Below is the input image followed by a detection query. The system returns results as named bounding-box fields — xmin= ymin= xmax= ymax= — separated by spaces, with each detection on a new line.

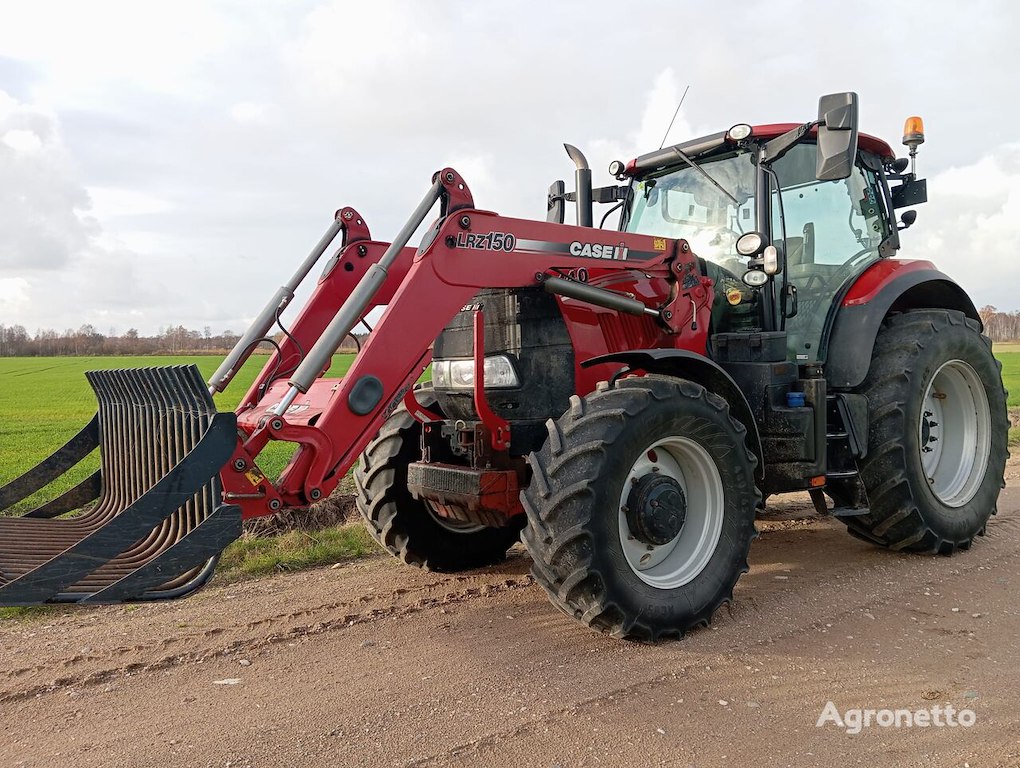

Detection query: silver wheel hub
xmin=919 ymin=359 xmax=991 ymax=507
xmin=618 ymin=437 xmax=724 ymax=589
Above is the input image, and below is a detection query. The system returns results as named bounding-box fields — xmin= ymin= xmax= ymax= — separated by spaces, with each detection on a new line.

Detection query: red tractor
xmin=0 ymin=93 xmax=1008 ymax=640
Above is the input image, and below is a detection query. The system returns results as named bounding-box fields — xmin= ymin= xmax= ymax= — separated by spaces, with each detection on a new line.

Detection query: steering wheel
xmin=790 ymin=246 xmax=879 ymax=294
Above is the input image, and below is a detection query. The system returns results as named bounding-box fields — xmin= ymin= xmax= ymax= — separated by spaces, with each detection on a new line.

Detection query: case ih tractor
xmin=0 ymin=93 xmax=1008 ymax=640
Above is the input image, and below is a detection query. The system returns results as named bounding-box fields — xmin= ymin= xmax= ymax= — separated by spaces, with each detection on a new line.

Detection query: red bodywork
xmin=222 ymin=170 xmax=711 ymax=518
xmin=841 ymin=259 xmax=936 ymax=306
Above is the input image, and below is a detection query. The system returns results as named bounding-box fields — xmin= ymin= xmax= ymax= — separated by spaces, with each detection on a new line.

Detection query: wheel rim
xmin=918 ymin=359 xmax=991 ymax=507
xmin=424 ymin=502 xmax=486 ymax=534
xmin=618 ymin=436 xmax=725 ymax=589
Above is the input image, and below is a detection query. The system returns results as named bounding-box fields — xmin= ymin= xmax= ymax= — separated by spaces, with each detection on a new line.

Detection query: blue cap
xmin=786 ymin=391 xmax=806 ymax=408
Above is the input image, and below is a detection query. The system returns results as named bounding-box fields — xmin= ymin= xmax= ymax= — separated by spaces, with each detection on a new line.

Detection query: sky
xmin=0 ymin=0 xmax=1018 ymax=336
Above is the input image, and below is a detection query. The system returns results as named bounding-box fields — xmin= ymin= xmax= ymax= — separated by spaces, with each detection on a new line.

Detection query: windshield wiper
xmin=669 ymin=147 xmax=739 ymax=206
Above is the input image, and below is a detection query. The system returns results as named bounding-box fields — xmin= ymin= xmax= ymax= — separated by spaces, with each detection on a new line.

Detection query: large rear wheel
xmin=844 ymin=310 xmax=1008 ymax=552
xmin=355 ymin=385 xmax=521 ymax=571
xmin=521 ymin=375 xmax=760 ymax=641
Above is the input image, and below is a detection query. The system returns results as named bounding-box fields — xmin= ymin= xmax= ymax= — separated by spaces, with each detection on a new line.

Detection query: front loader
xmin=1 ymin=93 xmax=1008 ymax=640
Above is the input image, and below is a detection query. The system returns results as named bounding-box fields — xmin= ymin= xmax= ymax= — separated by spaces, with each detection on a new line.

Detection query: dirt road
xmin=3 ymin=462 xmax=1020 ymax=768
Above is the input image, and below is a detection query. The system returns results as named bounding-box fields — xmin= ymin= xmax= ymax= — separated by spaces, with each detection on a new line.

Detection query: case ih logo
xmin=569 ymin=241 xmax=629 ymax=260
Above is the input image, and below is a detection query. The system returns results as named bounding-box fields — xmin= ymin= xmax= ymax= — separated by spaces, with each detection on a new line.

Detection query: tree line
xmin=979 ymin=307 xmax=1020 ymax=343
xmin=0 ymin=324 xmax=362 ymax=357
xmin=2 ymin=309 xmax=1017 ymax=358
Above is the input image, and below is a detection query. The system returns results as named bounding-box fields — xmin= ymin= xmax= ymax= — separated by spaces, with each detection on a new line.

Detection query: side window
xmin=772 ymin=146 xmax=885 ymax=269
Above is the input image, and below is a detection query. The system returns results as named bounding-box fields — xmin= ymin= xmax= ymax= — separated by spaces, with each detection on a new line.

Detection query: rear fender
xmin=825 ymin=262 xmax=980 ymax=389
xmin=582 ymin=350 xmax=764 ymax=480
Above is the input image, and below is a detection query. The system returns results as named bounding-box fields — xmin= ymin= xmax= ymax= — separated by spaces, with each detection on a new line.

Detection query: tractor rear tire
xmin=521 ymin=375 xmax=761 ymax=641
xmin=355 ymin=385 xmax=521 ymax=571
xmin=844 ymin=310 xmax=1008 ymax=553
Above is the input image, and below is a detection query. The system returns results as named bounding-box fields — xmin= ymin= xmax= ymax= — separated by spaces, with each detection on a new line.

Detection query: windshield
xmin=625 ymin=151 xmax=757 ymax=271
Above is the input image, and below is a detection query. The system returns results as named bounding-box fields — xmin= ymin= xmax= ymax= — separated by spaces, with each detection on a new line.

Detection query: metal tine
xmin=110 ymin=370 xmax=137 ymax=517
xmin=188 ymin=364 xmax=214 ymax=525
xmin=84 ymin=371 xmax=116 ymax=525
xmin=181 ymin=365 xmax=208 ymax=533
xmin=100 ymin=369 xmax=126 ymax=522
xmin=134 ymin=370 xmax=158 ymax=504
xmin=149 ymin=368 xmax=184 ymax=554
xmin=113 ymin=370 xmax=140 ymax=510
xmin=95 ymin=370 xmax=126 ymax=523
xmin=167 ymin=367 xmax=193 ymax=530
xmin=86 ymin=370 xmax=111 ymax=522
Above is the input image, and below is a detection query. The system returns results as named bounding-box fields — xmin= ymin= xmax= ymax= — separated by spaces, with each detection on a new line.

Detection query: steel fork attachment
xmin=0 ymin=366 xmax=240 ymax=605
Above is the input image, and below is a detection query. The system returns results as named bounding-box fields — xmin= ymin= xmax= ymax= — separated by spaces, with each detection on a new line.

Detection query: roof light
xmin=608 ymin=159 xmax=626 ymax=178
xmin=727 ymin=123 xmax=753 ymax=141
xmin=902 ymin=116 xmax=925 ymax=149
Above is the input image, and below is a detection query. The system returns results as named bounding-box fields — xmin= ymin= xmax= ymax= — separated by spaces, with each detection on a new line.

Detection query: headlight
xmin=432 ymin=355 xmax=520 ymax=390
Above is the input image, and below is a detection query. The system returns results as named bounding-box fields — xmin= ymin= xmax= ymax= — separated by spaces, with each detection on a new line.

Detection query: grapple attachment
xmin=0 ymin=365 xmax=241 ymax=605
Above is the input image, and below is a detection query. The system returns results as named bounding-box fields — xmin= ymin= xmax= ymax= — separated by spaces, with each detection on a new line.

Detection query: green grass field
xmin=0 ymin=354 xmax=357 ymax=514
xmin=998 ymin=351 xmax=1020 ymax=408
xmin=2 ymin=350 xmax=1018 ymax=514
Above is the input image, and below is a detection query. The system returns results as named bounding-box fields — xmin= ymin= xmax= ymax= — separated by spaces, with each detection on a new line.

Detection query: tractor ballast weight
xmin=0 ymin=94 xmax=1008 ymax=640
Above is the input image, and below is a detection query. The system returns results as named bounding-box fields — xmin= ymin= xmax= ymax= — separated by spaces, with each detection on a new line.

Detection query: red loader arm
xmin=223 ymin=169 xmax=710 ymax=518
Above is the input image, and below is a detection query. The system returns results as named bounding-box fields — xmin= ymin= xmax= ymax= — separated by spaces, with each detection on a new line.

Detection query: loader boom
xmin=224 ymin=168 xmax=710 ymax=518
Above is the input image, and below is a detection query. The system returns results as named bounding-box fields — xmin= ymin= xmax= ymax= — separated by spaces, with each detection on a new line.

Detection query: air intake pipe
xmin=563 ymin=144 xmax=593 ymax=228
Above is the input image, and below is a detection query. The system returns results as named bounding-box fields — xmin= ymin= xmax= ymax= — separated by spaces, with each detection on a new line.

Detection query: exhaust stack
xmin=563 ymin=144 xmax=593 ymax=228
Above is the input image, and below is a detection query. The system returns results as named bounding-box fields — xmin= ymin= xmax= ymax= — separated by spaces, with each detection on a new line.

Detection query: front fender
xmin=582 ymin=350 xmax=764 ymax=480
xmin=825 ymin=262 xmax=980 ymax=389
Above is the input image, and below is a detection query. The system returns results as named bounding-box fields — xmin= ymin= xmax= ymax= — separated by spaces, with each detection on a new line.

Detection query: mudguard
xmin=824 ymin=261 xmax=980 ymax=389
xmin=582 ymin=349 xmax=764 ymax=479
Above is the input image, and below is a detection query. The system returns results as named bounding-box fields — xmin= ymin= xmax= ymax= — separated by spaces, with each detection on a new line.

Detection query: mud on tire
xmin=355 ymin=385 xmax=521 ymax=571
xmin=843 ymin=309 xmax=1009 ymax=553
xmin=521 ymin=375 xmax=761 ymax=641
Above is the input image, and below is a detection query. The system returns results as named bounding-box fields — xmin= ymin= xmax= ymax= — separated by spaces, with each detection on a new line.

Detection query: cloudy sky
xmin=1 ymin=0 xmax=1018 ymax=336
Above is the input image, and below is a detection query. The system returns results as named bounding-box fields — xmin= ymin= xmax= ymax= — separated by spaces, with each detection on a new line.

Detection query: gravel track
xmin=2 ymin=459 xmax=1019 ymax=767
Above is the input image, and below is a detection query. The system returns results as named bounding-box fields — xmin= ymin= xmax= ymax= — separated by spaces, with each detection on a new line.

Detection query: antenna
xmin=658 ymin=84 xmax=690 ymax=150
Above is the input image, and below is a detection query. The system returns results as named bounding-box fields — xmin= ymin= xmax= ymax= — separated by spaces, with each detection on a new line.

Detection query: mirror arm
xmin=760 ymin=120 xmax=820 ymax=166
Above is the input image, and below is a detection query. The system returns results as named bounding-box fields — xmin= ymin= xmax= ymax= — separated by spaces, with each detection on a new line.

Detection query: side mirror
xmin=898 ymin=210 xmax=917 ymax=230
xmin=547 ymin=180 xmax=566 ymax=224
xmin=815 ymin=92 xmax=859 ymax=181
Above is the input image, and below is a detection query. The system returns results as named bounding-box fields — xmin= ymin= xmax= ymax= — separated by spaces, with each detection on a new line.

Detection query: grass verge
xmin=0 ymin=605 xmax=64 ymax=621
xmin=216 ymin=522 xmax=380 ymax=583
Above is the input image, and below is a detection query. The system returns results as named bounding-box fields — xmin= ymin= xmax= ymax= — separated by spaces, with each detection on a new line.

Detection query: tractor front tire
xmin=846 ymin=310 xmax=1008 ymax=553
xmin=521 ymin=375 xmax=761 ymax=641
xmin=355 ymin=385 xmax=521 ymax=571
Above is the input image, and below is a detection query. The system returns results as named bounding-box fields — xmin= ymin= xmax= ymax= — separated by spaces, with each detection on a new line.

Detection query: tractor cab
xmin=620 ymin=99 xmax=913 ymax=366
